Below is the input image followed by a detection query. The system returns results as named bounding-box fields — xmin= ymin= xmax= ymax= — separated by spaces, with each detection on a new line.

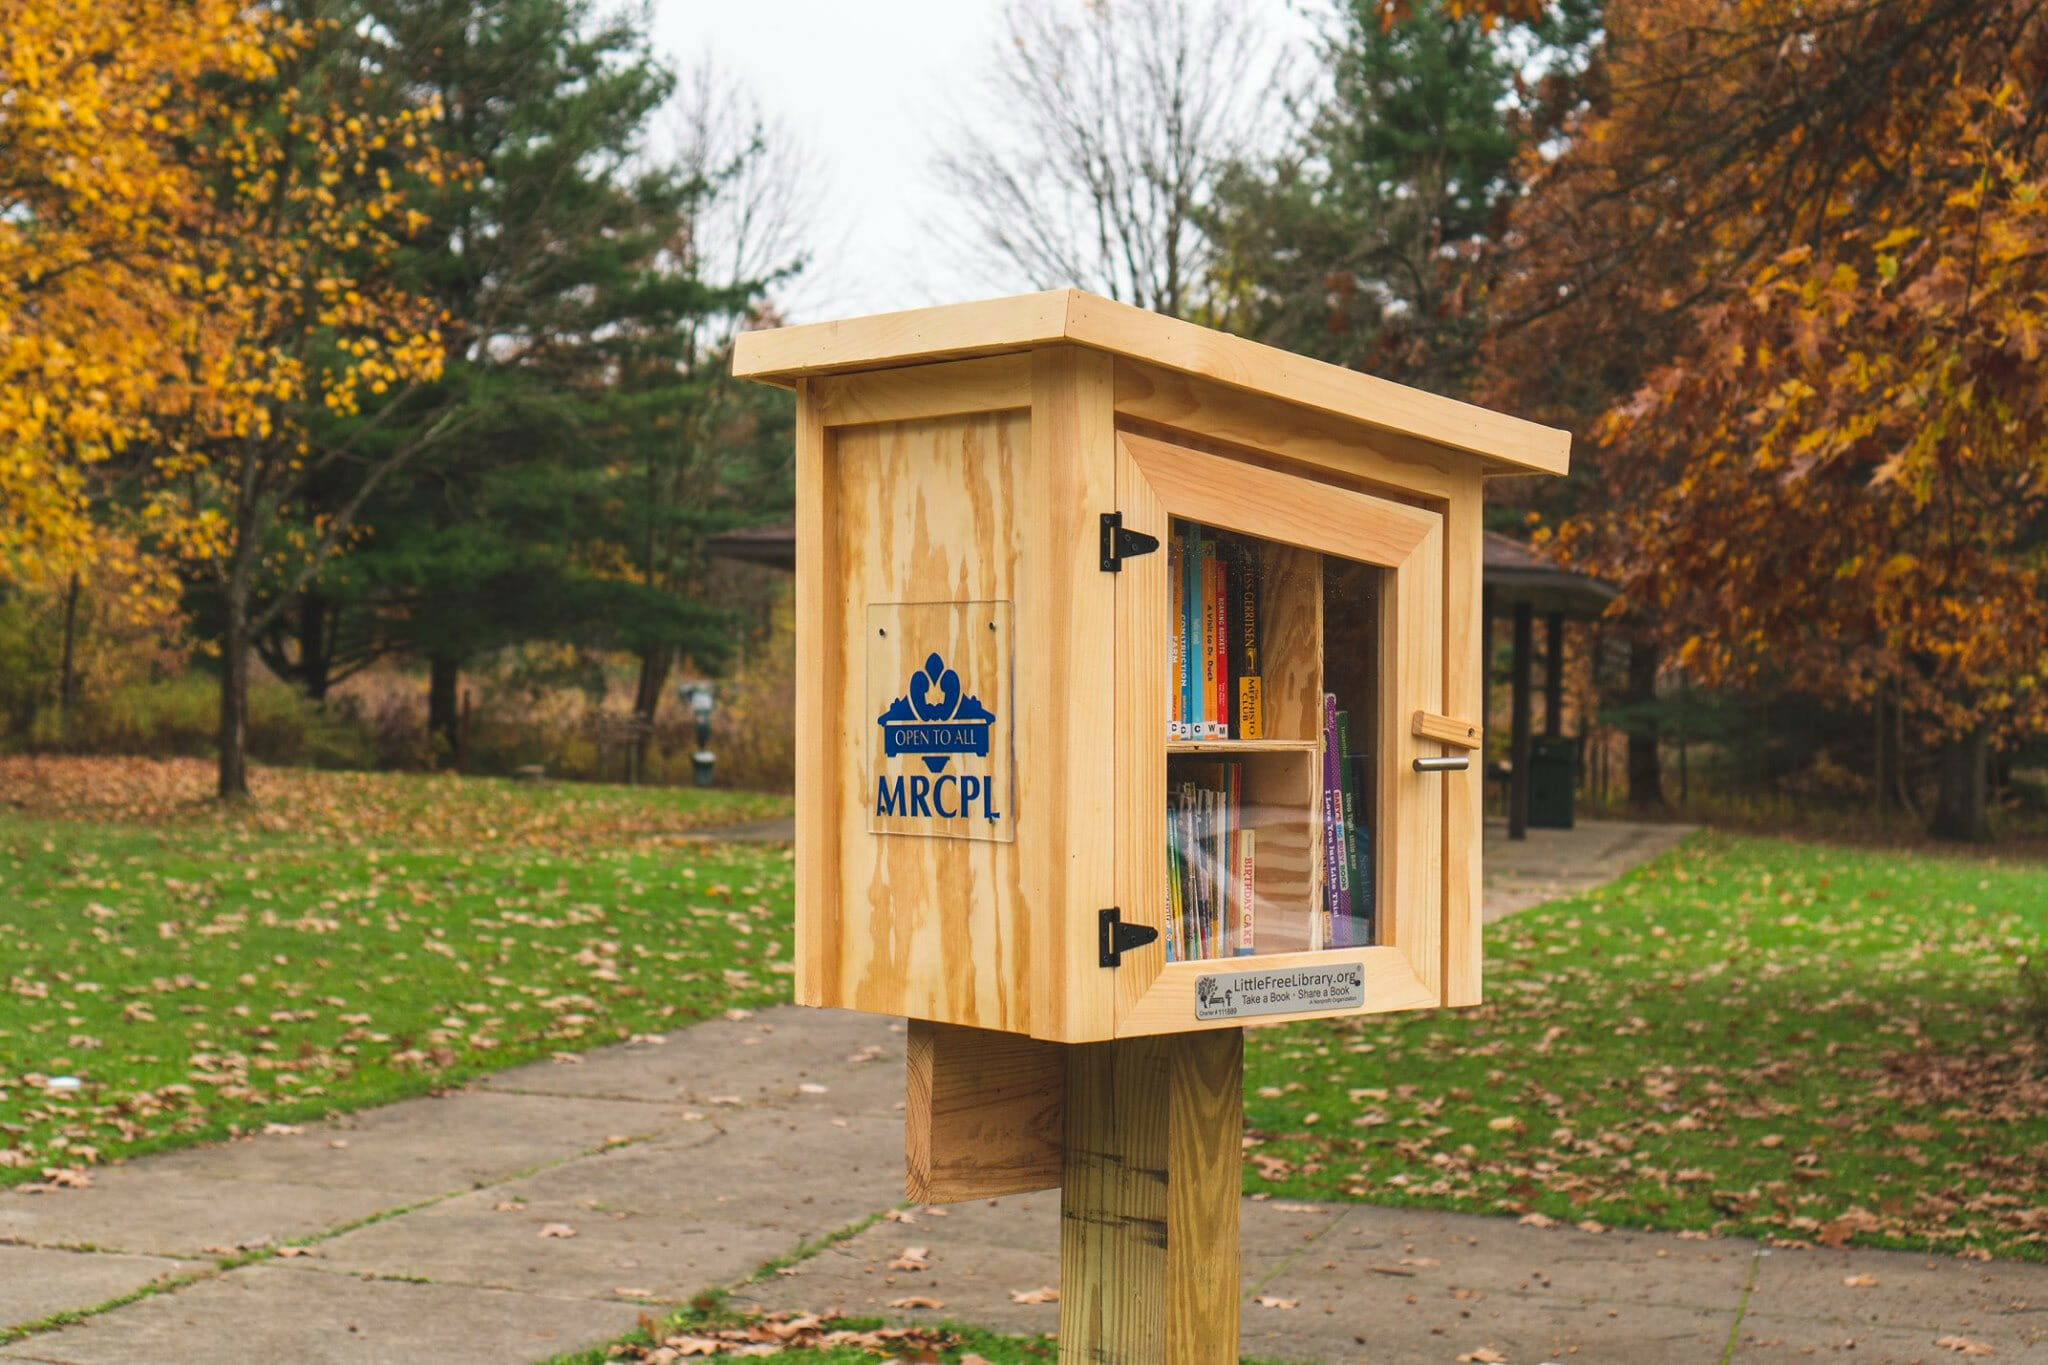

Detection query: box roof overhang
xmin=732 ymin=289 xmax=1570 ymax=479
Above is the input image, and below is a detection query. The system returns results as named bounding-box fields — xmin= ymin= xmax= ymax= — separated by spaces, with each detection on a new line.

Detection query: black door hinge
xmin=1098 ymin=907 xmax=1160 ymax=968
xmin=1099 ymin=512 xmax=1160 ymax=572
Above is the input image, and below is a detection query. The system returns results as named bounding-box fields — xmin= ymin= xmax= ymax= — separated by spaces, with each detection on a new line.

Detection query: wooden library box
xmin=734 ymin=290 xmax=1569 ymax=1048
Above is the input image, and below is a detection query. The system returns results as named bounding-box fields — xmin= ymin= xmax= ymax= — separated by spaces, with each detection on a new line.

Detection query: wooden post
xmin=1060 ymin=1029 xmax=1242 ymax=1364
xmin=1509 ymin=602 xmax=1533 ymax=841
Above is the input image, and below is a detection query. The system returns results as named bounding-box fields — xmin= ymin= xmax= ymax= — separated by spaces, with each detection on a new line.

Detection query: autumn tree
xmin=0 ymin=0 xmax=271 ymax=596
xmin=142 ymin=11 xmax=466 ymax=798
xmin=1490 ymin=0 xmax=2048 ymax=839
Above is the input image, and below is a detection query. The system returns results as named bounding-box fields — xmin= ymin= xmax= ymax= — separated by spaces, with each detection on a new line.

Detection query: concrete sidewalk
xmin=6 ymin=820 xmax=2042 ymax=1363
xmin=6 ymin=1006 xmax=2045 ymax=1363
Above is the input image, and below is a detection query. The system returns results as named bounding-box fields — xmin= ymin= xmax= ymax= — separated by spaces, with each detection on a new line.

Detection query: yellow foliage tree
xmin=0 ymin=0 xmax=274 ymax=591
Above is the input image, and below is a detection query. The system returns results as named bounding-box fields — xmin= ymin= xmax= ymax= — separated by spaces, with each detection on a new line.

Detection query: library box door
xmin=1109 ymin=431 xmax=1448 ymax=1038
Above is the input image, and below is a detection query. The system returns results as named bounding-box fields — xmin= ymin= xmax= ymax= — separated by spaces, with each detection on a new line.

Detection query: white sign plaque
xmin=1194 ymin=964 xmax=1365 ymax=1020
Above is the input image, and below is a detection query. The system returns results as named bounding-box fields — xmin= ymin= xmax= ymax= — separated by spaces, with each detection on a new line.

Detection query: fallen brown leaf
xmin=1252 ymin=1294 xmax=1299 ymax=1309
xmin=1009 ymin=1286 xmax=1059 ymax=1304
xmin=1935 ymin=1337 xmax=1995 ymax=1356
xmin=1842 ymin=1273 xmax=1879 ymax=1288
xmin=888 ymin=1245 xmax=932 ymax=1271
xmin=537 ymin=1222 xmax=577 ymax=1239
xmin=1458 ymin=1350 xmax=1510 ymax=1364
xmin=887 ymin=1295 xmax=944 ymax=1309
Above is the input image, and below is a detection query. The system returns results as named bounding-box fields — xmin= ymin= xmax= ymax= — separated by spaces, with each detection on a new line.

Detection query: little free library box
xmin=734 ymin=291 xmax=1567 ymax=1362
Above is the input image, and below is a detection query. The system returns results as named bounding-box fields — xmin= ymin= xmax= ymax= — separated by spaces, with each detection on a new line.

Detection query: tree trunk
xmin=1625 ymin=637 xmax=1664 ymax=812
xmin=219 ymin=595 xmax=251 ymax=802
xmin=631 ymin=646 xmax=673 ymax=778
xmin=56 ymin=572 xmax=81 ymax=743
xmin=299 ymin=592 xmax=332 ymax=701
xmin=1929 ymin=725 xmax=1991 ymax=843
xmin=428 ymin=654 xmax=461 ymax=764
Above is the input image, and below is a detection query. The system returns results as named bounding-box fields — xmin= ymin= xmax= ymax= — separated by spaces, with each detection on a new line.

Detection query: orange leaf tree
xmin=1489 ymin=0 xmax=2048 ymax=839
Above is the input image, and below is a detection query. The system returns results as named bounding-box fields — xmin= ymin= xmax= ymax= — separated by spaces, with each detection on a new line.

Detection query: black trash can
xmin=1529 ymin=736 xmax=1577 ymax=829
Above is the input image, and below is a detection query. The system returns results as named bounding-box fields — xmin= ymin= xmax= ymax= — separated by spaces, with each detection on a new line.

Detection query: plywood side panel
xmin=813 ymin=354 xmax=1031 ymax=427
xmin=1026 ymin=347 xmax=1119 ymax=1042
xmin=830 ymin=411 xmax=1032 ymax=1032
xmin=1441 ymin=476 xmax=1486 ymax=1007
xmin=905 ymin=1021 xmax=1064 ymax=1202
xmin=1385 ymin=520 xmax=1446 ymax=1003
xmin=792 ymin=382 xmax=838 ymax=1007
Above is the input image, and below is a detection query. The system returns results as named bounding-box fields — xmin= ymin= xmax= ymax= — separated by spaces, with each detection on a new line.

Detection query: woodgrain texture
xmin=792 ymin=381 xmax=835 ymax=1008
xmin=1384 ymin=517 xmax=1446 ymax=1003
xmin=1121 ymin=431 xmax=1436 ymax=568
xmin=813 ymin=353 xmax=1031 ymax=427
xmin=1441 ymin=475 xmax=1486 ymax=1008
xmin=822 ymin=411 xmax=1033 ymax=1032
xmin=1412 ymin=710 xmax=1482 ymax=749
xmin=1113 ymin=429 xmax=1172 ymax=1027
xmin=1060 ymin=1031 xmax=1242 ymax=1364
xmin=1027 ymin=347 xmax=1120 ymax=1042
xmin=735 ymin=290 xmax=1570 ymax=476
xmin=905 ymin=1020 xmax=1064 ymax=1203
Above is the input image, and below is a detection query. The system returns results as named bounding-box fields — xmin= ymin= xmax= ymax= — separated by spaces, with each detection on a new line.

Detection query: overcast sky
xmin=651 ymin=2 xmax=1324 ymax=324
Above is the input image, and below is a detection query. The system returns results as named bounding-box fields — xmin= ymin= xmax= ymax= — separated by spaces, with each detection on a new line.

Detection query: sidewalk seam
xmin=1717 ymin=1245 xmax=1764 ymax=1365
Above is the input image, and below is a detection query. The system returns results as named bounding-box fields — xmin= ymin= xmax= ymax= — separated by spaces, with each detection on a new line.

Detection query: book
xmin=1230 ymin=538 xmax=1264 ymax=738
xmin=1336 ymin=709 xmax=1361 ymax=948
xmin=1168 ymin=534 xmax=1186 ymax=740
xmin=1321 ymin=694 xmax=1345 ymax=947
xmin=1182 ymin=527 xmax=1201 ymax=738
xmin=1198 ymin=538 xmax=1221 ymax=739
xmin=1349 ymin=754 xmax=1375 ymax=944
xmin=1236 ymin=827 xmax=1257 ymax=955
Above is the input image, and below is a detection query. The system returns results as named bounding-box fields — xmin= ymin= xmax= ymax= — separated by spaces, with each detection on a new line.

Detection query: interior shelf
xmin=1166 ymin=739 xmax=1320 ymax=755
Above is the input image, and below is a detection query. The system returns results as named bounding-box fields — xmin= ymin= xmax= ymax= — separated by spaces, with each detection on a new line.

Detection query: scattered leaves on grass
xmin=1242 ymin=834 xmax=2048 ymax=1259
xmin=0 ymin=771 xmax=796 ymax=1189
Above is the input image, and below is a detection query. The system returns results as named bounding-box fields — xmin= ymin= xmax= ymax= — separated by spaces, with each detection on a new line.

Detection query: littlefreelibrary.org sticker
xmin=1193 ymin=964 xmax=1364 ymax=1021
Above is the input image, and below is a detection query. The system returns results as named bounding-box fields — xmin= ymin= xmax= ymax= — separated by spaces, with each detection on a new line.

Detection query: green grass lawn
xmin=5 ymin=758 xmax=2044 ymax=1272
xmin=0 ymin=758 xmax=792 ymax=1187
xmin=1245 ymin=831 xmax=2048 ymax=1260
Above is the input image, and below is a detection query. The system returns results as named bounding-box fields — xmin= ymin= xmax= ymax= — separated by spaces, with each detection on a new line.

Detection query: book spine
xmin=1198 ymin=540 xmax=1220 ymax=739
xmin=1321 ymin=694 xmax=1344 ymax=948
xmin=1182 ymin=528 xmax=1201 ymax=739
xmin=1236 ymin=827 xmax=1256 ymax=955
xmin=1168 ymin=535 xmax=1185 ymax=740
xmin=1349 ymin=754 xmax=1375 ymax=945
xmin=1165 ymin=804 xmax=1181 ymax=963
xmin=1336 ymin=710 xmax=1360 ymax=948
xmin=1236 ymin=540 xmax=1263 ymax=739
xmin=1204 ymin=556 xmax=1220 ymax=740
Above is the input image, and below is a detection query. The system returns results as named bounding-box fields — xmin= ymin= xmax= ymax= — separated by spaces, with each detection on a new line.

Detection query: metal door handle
xmin=1413 ymin=755 xmax=1470 ymax=773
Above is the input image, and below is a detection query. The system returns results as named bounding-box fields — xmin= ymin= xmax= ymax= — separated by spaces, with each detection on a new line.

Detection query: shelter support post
xmin=1544 ymin=611 xmax=1565 ymax=740
xmin=1509 ymin=602 xmax=1533 ymax=841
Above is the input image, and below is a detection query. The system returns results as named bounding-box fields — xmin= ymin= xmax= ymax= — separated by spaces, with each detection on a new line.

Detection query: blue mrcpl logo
xmin=875 ymin=651 xmax=1002 ymax=822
